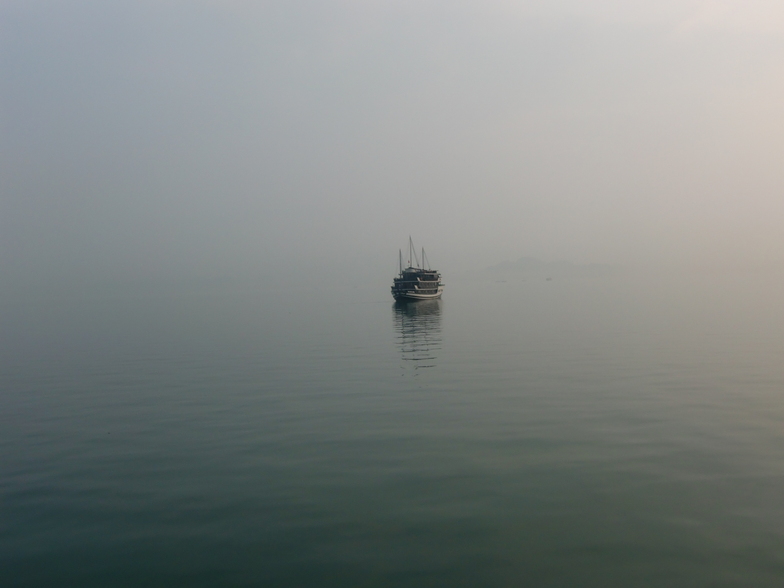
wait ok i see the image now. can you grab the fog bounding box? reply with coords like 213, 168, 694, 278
3, 0, 784, 294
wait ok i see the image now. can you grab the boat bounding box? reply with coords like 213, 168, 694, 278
391, 238, 444, 301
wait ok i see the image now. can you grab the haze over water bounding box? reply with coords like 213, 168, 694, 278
4, 1, 784, 585
4, 272, 784, 586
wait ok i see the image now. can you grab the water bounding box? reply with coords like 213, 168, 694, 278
3, 274, 784, 586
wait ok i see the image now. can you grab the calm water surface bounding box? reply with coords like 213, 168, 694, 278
3, 275, 784, 586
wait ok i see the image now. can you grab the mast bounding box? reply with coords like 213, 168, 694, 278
399, 249, 402, 274
406, 237, 424, 268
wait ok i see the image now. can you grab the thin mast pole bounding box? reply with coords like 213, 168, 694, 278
399, 249, 402, 274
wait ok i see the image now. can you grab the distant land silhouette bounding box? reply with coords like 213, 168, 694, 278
464, 257, 626, 280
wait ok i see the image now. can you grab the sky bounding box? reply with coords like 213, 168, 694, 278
2, 0, 784, 288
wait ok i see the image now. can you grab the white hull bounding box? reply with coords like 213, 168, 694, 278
393, 287, 444, 301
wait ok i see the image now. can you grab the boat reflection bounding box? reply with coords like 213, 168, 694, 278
393, 299, 442, 373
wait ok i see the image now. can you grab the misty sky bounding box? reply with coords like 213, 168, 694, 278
3, 1, 784, 285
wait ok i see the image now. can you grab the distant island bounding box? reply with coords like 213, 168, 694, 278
474, 257, 625, 280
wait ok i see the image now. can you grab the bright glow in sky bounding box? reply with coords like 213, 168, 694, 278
2, 0, 784, 285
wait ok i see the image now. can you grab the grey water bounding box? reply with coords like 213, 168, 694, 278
3, 273, 784, 586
